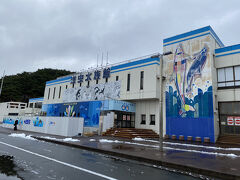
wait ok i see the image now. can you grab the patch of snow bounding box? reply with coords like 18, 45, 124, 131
62, 138, 79, 142
89, 139, 96, 142
9, 133, 36, 141
132, 137, 159, 143
40, 136, 58, 140
99, 139, 123, 143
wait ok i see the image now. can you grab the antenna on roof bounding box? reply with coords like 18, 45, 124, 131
101, 52, 104, 67
106, 51, 109, 66
0, 70, 5, 97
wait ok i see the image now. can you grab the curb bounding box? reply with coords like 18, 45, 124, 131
33, 136, 238, 180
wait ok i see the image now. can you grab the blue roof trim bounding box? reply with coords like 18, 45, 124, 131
29, 97, 44, 102
111, 62, 159, 74
215, 44, 240, 54
46, 79, 71, 86
163, 26, 224, 47
111, 57, 159, 71
215, 50, 240, 58
46, 76, 71, 85
164, 32, 210, 47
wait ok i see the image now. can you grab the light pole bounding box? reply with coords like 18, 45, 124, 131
151, 51, 172, 149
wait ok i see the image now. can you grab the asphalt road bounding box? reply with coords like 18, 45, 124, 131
0, 133, 199, 180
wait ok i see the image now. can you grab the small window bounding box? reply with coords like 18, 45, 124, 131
78, 113, 80, 117
127, 74, 130, 91
141, 114, 146, 125
116, 76, 119, 81
72, 83, 75, 88
87, 81, 90, 87
96, 79, 99, 84
105, 78, 108, 83
59, 86, 61, 99
150, 115, 155, 125
48, 88, 51, 100
53, 87, 56, 99
140, 71, 144, 90
80, 83, 82, 87
59, 113, 61, 117
29, 103, 33, 108
66, 85, 68, 89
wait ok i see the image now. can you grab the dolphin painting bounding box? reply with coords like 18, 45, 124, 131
186, 46, 208, 94
170, 44, 195, 115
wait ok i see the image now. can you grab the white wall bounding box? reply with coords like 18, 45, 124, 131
1, 116, 84, 137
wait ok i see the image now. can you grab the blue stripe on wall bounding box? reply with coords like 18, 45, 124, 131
163, 32, 210, 47
163, 26, 224, 47
29, 97, 44, 102
215, 44, 240, 54
46, 76, 72, 85
46, 80, 71, 86
111, 57, 159, 71
111, 62, 159, 73
215, 50, 240, 58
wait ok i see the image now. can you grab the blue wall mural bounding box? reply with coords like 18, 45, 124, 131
165, 43, 215, 142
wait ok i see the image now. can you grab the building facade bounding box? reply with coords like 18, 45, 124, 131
41, 26, 240, 143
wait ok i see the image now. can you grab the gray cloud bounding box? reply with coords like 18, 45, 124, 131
1, 0, 240, 75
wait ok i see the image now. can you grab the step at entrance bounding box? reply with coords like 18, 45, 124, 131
217, 135, 240, 145
102, 128, 159, 139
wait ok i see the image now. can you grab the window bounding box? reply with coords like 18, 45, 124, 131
116, 76, 119, 81
48, 88, 51, 100
105, 78, 108, 83
72, 83, 74, 88
96, 79, 99, 84
127, 74, 130, 91
35, 102, 42, 108
66, 85, 68, 89
217, 66, 240, 88
80, 83, 82, 87
29, 103, 33, 108
87, 81, 90, 87
140, 71, 144, 90
141, 114, 146, 124
53, 87, 56, 99
59, 86, 61, 99
150, 115, 155, 125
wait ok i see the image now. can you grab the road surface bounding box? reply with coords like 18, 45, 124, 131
0, 133, 199, 180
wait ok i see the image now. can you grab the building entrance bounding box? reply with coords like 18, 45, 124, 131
219, 102, 240, 135
115, 112, 135, 128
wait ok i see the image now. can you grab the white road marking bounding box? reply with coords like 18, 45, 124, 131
0, 141, 117, 180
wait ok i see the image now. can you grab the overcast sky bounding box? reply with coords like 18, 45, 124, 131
1, 0, 240, 75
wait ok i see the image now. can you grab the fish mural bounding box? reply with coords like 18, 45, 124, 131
170, 44, 195, 115
170, 44, 208, 116
186, 46, 208, 94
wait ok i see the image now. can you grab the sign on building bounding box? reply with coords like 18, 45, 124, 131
234, 117, 240, 126
227, 116, 234, 126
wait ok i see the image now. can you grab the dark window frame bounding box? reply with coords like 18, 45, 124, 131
59, 86, 61, 99
217, 66, 240, 89
48, 88, 51, 100
127, 74, 130, 91
140, 71, 144, 90
141, 114, 146, 125
150, 114, 155, 125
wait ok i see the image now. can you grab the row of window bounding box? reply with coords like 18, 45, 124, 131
47, 71, 146, 100
217, 65, 240, 88
140, 114, 155, 125
127, 71, 144, 91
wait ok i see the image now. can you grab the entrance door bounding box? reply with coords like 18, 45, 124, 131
219, 102, 240, 135
115, 112, 135, 128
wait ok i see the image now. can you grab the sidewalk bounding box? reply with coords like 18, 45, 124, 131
1, 126, 240, 180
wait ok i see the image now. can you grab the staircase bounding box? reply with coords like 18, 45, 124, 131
217, 135, 240, 145
102, 128, 159, 139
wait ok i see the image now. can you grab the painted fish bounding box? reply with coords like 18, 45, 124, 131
186, 46, 208, 94
171, 44, 195, 115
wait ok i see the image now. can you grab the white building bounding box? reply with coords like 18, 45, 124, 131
23, 26, 240, 142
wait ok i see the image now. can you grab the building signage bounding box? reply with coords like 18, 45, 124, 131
71, 68, 110, 85
235, 117, 240, 126
227, 116, 234, 126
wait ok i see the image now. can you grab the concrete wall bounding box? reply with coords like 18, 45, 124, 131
134, 99, 159, 134
1, 116, 84, 137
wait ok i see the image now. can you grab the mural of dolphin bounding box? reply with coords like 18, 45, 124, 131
186, 46, 208, 94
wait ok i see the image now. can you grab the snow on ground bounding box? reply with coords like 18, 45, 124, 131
99, 138, 240, 158
132, 137, 240, 151
89, 139, 96, 142
9, 133, 36, 141
62, 138, 79, 142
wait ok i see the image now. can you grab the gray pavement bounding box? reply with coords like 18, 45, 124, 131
0, 126, 239, 179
